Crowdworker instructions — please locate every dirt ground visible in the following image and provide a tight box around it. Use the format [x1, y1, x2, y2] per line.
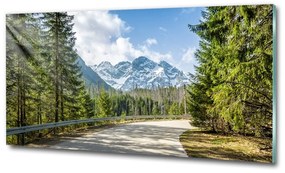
[179, 129, 272, 163]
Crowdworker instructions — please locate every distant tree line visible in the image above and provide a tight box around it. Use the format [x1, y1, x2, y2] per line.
[187, 5, 273, 137]
[89, 86, 187, 117]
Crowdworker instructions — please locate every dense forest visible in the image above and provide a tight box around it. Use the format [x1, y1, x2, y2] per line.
[187, 5, 273, 137]
[6, 12, 187, 145]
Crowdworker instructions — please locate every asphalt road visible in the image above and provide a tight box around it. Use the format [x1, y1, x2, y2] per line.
[48, 120, 193, 157]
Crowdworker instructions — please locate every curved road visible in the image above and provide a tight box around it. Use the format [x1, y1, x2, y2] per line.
[49, 120, 193, 157]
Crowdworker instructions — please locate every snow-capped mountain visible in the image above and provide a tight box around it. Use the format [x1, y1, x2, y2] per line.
[90, 56, 189, 91]
[76, 55, 111, 90]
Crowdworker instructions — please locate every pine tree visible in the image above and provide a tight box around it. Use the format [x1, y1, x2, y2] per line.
[6, 13, 46, 144]
[6, 12, 97, 144]
[42, 12, 90, 122]
[188, 5, 273, 136]
[97, 89, 111, 117]
[169, 102, 179, 115]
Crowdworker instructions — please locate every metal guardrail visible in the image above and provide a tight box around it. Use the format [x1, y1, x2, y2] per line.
[6, 115, 190, 136]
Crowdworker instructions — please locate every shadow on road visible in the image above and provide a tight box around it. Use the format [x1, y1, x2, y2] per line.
[47, 120, 192, 157]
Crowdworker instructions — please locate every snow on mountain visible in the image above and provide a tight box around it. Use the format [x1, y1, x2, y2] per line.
[90, 61, 132, 89]
[76, 56, 111, 90]
[90, 56, 189, 91]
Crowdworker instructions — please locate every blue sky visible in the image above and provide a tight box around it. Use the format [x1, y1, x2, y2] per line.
[72, 7, 204, 74]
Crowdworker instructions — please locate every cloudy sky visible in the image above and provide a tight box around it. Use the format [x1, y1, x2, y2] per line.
[71, 7, 203, 74]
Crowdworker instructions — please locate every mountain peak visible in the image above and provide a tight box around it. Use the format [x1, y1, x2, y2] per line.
[132, 56, 153, 64]
[159, 60, 172, 68]
[90, 56, 189, 91]
[132, 56, 156, 70]
[115, 61, 131, 67]
[134, 56, 149, 61]
[76, 55, 111, 90]
[98, 61, 113, 68]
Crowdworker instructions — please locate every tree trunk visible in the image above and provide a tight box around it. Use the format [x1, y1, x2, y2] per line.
[60, 75, 64, 121]
[53, 13, 60, 134]
[17, 63, 20, 145]
[54, 13, 59, 124]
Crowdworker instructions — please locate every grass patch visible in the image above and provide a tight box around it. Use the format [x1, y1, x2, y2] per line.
[180, 129, 272, 163]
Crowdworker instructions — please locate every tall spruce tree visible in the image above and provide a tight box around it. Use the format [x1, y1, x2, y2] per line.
[6, 12, 98, 144]
[42, 12, 90, 122]
[188, 5, 273, 136]
[6, 13, 50, 144]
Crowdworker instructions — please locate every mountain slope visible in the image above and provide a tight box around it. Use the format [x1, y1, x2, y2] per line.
[90, 56, 189, 91]
[76, 55, 112, 90]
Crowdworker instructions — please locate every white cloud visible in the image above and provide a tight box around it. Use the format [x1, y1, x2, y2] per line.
[145, 38, 157, 47]
[72, 10, 132, 65]
[176, 47, 197, 74]
[72, 10, 173, 66]
[181, 47, 196, 63]
[139, 43, 173, 63]
[110, 37, 142, 61]
[159, 27, 167, 32]
[72, 11, 197, 74]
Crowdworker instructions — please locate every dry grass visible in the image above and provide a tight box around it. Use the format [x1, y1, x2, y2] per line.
[180, 129, 272, 163]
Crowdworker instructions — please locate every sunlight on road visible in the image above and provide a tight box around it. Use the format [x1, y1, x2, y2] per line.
[49, 120, 193, 157]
